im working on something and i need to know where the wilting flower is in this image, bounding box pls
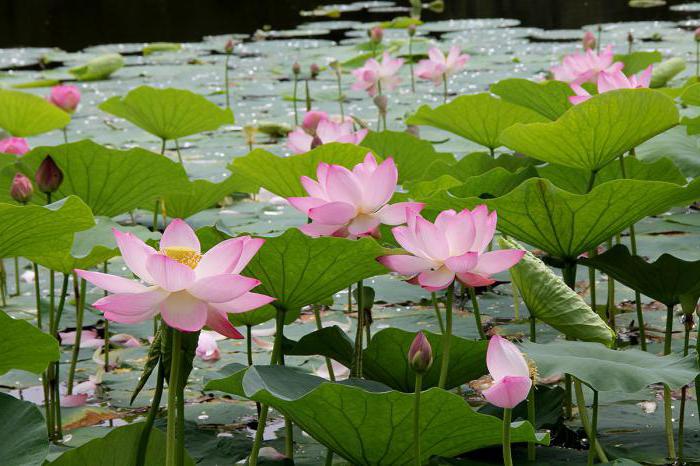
[196,331,221,361]
[582,31,596,51]
[352,52,404,97]
[378,207,524,291]
[10,173,33,204]
[569,65,652,105]
[0,137,29,155]
[287,111,368,154]
[75,219,274,336]
[288,153,423,238]
[49,85,81,113]
[408,331,433,374]
[482,335,532,409]
[551,45,623,83]
[35,156,63,194]
[415,46,470,86]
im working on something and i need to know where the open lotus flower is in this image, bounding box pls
[352,52,404,97]
[378,207,524,291]
[0,137,29,155]
[569,65,652,105]
[287,111,368,154]
[482,335,532,409]
[415,45,470,86]
[287,153,424,238]
[49,85,81,113]
[75,219,274,336]
[196,331,221,361]
[551,45,623,84]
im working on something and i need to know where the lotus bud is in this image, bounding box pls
[408,332,433,374]
[292,62,301,76]
[10,173,33,204]
[35,155,63,194]
[224,39,235,54]
[695,27,700,42]
[407,24,417,37]
[582,31,596,51]
[369,26,384,44]
[373,94,388,116]
[310,135,323,149]
[310,63,320,79]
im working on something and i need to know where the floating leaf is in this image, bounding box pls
[0,89,70,137]
[0,310,59,376]
[614,51,662,76]
[406,93,547,150]
[68,53,124,81]
[0,393,48,466]
[142,42,182,55]
[490,78,573,120]
[521,340,699,392]
[500,237,614,345]
[99,86,234,141]
[650,57,686,88]
[206,366,548,465]
[500,89,678,171]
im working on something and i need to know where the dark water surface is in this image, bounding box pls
[0,0,696,51]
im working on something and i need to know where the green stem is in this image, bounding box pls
[678,321,691,461]
[335,71,344,119]
[43,371,53,439]
[66,276,86,394]
[0,260,5,307]
[662,304,676,461]
[174,139,183,165]
[104,320,110,371]
[153,200,160,231]
[314,306,336,381]
[305,80,311,112]
[292,75,299,126]
[442,73,448,103]
[413,373,423,466]
[634,291,647,351]
[166,328,183,466]
[62,127,68,144]
[53,274,69,332]
[248,404,269,466]
[563,262,577,419]
[512,276,520,321]
[33,263,42,330]
[12,256,19,296]
[468,286,486,340]
[136,361,165,466]
[351,280,365,378]
[574,379,608,463]
[437,281,454,389]
[587,390,599,466]
[588,249,598,318]
[431,292,445,334]
[529,315,537,343]
[527,386,536,461]
[224,53,231,109]
[53,362,62,440]
[246,325,253,366]
[409,36,415,93]
[502,408,513,466]
[696,40,699,78]
[49,270,55,332]
[324,448,334,466]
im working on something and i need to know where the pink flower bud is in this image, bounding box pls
[0,137,30,155]
[408,331,433,374]
[310,63,320,79]
[292,62,301,75]
[35,155,63,194]
[369,26,384,44]
[582,31,596,51]
[49,85,80,114]
[10,173,33,204]
[224,39,235,54]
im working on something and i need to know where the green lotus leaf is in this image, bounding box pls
[68,53,124,81]
[163,174,257,219]
[229,143,371,198]
[614,51,662,76]
[490,78,574,120]
[285,326,488,391]
[142,42,182,55]
[0,393,48,466]
[405,93,548,150]
[500,237,615,345]
[521,340,699,392]
[0,310,58,376]
[579,244,700,307]
[47,422,194,465]
[680,82,700,106]
[205,365,549,465]
[650,57,686,88]
[0,196,95,260]
[500,89,678,171]
[0,89,70,137]
[359,130,455,183]
[99,86,234,140]
[0,140,191,216]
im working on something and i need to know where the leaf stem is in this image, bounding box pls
[437,281,454,389]
[104,320,110,371]
[292,75,299,126]
[409,35,415,93]
[663,304,677,461]
[502,408,513,466]
[468,286,486,340]
[166,327,183,466]
[246,325,253,366]
[304,79,311,112]
[431,292,445,334]
[0,260,6,307]
[587,390,599,466]
[67,276,86,394]
[574,378,608,463]
[314,306,335,381]
[527,386,536,461]
[224,53,231,109]
[413,373,423,465]
[678,319,691,462]
[442,73,448,104]
[174,139,183,165]
[335,69,344,119]
[512,276,520,321]
[248,404,269,466]
[12,256,19,296]
[33,263,42,330]
[136,360,165,466]
[351,280,365,378]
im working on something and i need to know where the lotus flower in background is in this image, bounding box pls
[378,207,524,291]
[288,153,424,238]
[287,111,368,154]
[49,85,81,113]
[551,45,623,83]
[482,335,532,409]
[569,65,652,105]
[415,45,470,86]
[0,137,30,155]
[75,219,274,336]
[352,52,404,97]
[196,331,221,361]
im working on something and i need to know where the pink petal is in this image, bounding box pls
[444,252,479,273]
[75,269,147,294]
[159,292,208,332]
[415,215,449,260]
[417,266,455,291]
[61,394,88,408]
[110,333,141,347]
[196,331,221,361]
[636,65,653,88]
[487,335,530,380]
[287,128,313,154]
[456,272,495,288]
[375,202,425,225]
[93,288,168,314]
[287,196,326,215]
[232,237,266,273]
[298,222,343,237]
[363,157,398,211]
[308,201,357,224]
[145,254,196,292]
[160,219,201,252]
[473,249,525,275]
[187,274,261,303]
[440,210,475,256]
[324,165,362,205]
[470,205,496,253]
[427,47,445,64]
[377,254,435,275]
[205,306,244,339]
[347,214,381,236]
[302,110,329,131]
[196,237,245,278]
[569,95,591,105]
[483,375,532,409]
[213,291,276,313]
[301,175,325,199]
[113,230,156,283]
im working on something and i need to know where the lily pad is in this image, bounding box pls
[68,53,124,81]
[0,392,48,466]
[0,309,59,376]
[614,51,662,76]
[0,89,70,137]
[490,79,573,120]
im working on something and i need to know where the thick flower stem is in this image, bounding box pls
[166,328,183,466]
[442,73,448,103]
[104,320,110,371]
[292,75,299,126]
[437,282,455,389]
[304,79,311,112]
[562,263,577,419]
[314,306,336,381]
[587,390,599,466]
[66,276,86,394]
[246,325,253,367]
[502,408,513,466]
[431,292,445,334]
[351,280,365,378]
[52,362,63,440]
[662,304,677,461]
[413,373,423,465]
[248,404,269,466]
[33,263,42,330]
[529,315,537,343]
[527,386,536,461]
[224,53,231,109]
[468,286,486,340]
[136,361,165,466]
[678,321,691,461]
[574,378,608,463]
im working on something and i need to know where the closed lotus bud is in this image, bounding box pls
[292,62,301,76]
[49,85,80,114]
[10,173,33,204]
[373,94,388,115]
[695,27,700,42]
[582,31,596,51]
[408,332,433,374]
[369,26,384,44]
[35,155,63,194]
[408,24,417,37]
[224,39,235,54]
[310,63,320,79]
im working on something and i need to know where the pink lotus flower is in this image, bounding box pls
[551,45,623,84]
[49,85,81,113]
[569,65,653,105]
[378,207,524,291]
[75,219,274,336]
[482,335,532,409]
[0,137,29,155]
[415,45,470,86]
[196,331,221,361]
[288,153,424,238]
[287,111,368,154]
[351,52,404,97]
